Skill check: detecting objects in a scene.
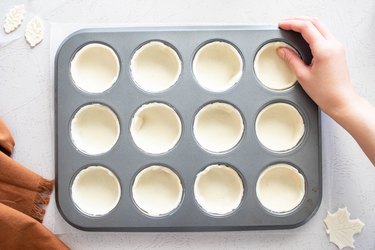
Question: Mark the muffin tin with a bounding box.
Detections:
[55,26,321,231]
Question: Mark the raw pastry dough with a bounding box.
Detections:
[256,102,304,151]
[71,166,121,216]
[194,164,243,215]
[70,104,120,155]
[130,102,181,154]
[256,163,305,213]
[193,41,243,92]
[132,165,183,216]
[254,41,298,90]
[3,4,25,34]
[194,102,243,152]
[71,43,120,93]
[130,41,181,92]
[25,16,44,47]
[324,207,365,249]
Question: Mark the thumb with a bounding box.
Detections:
[277,47,309,81]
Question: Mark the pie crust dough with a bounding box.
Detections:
[70,104,120,155]
[130,41,181,92]
[71,166,121,216]
[254,41,298,90]
[256,163,305,213]
[193,41,243,92]
[71,43,120,93]
[132,165,183,216]
[194,102,244,152]
[256,102,304,151]
[130,102,181,154]
[194,164,244,215]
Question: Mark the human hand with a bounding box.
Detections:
[277,17,357,119]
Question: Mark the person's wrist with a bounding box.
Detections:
[327,88,359,122]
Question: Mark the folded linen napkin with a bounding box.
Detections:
[0,118,69,249]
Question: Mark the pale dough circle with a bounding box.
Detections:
[194,102,244,152]
[256,163,305,213]
[70,104,120,155]
[71,43,120,93]
[193,41,243,92]
[194,164,244,215]
[130,102,182,154]
[254,41,298,90]
[255,102,304,151]
[132,165,183,216]
[130,41,181,93]
[71,166,121,216]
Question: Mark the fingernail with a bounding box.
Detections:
[276,47,285,58]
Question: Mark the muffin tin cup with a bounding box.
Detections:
[55,26,321,232]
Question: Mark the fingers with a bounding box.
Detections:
[279,19,325,49]
[284,16,333,39]
[277,47,309,82]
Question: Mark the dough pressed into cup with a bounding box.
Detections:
[194,164,244,215]
[130,41,181,93]
[254,41,298,90]
[256,163,305,213]
[193,41,243,92]
[70,103,120,155]
[255,102,304,152]
[71,166,121,216]
[194,102,244,152]
[130,102,182,154]
[132,165,183,216]
[71,43,120,93]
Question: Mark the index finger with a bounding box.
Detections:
[279,19,325,50]
[285,16,333,39]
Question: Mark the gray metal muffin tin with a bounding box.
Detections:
[55,26,321,232]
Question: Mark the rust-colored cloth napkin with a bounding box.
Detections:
[0,118,69,249]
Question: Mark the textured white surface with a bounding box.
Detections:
[1,0,375,249]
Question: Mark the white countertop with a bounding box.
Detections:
[1,0,375,249]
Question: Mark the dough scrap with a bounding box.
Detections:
[3,4,25,34]
[25,16,44,47]
[324,207,365,249]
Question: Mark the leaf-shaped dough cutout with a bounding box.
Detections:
[324,207,365,249]
[25,16,44,47]
[3,4,26,33]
